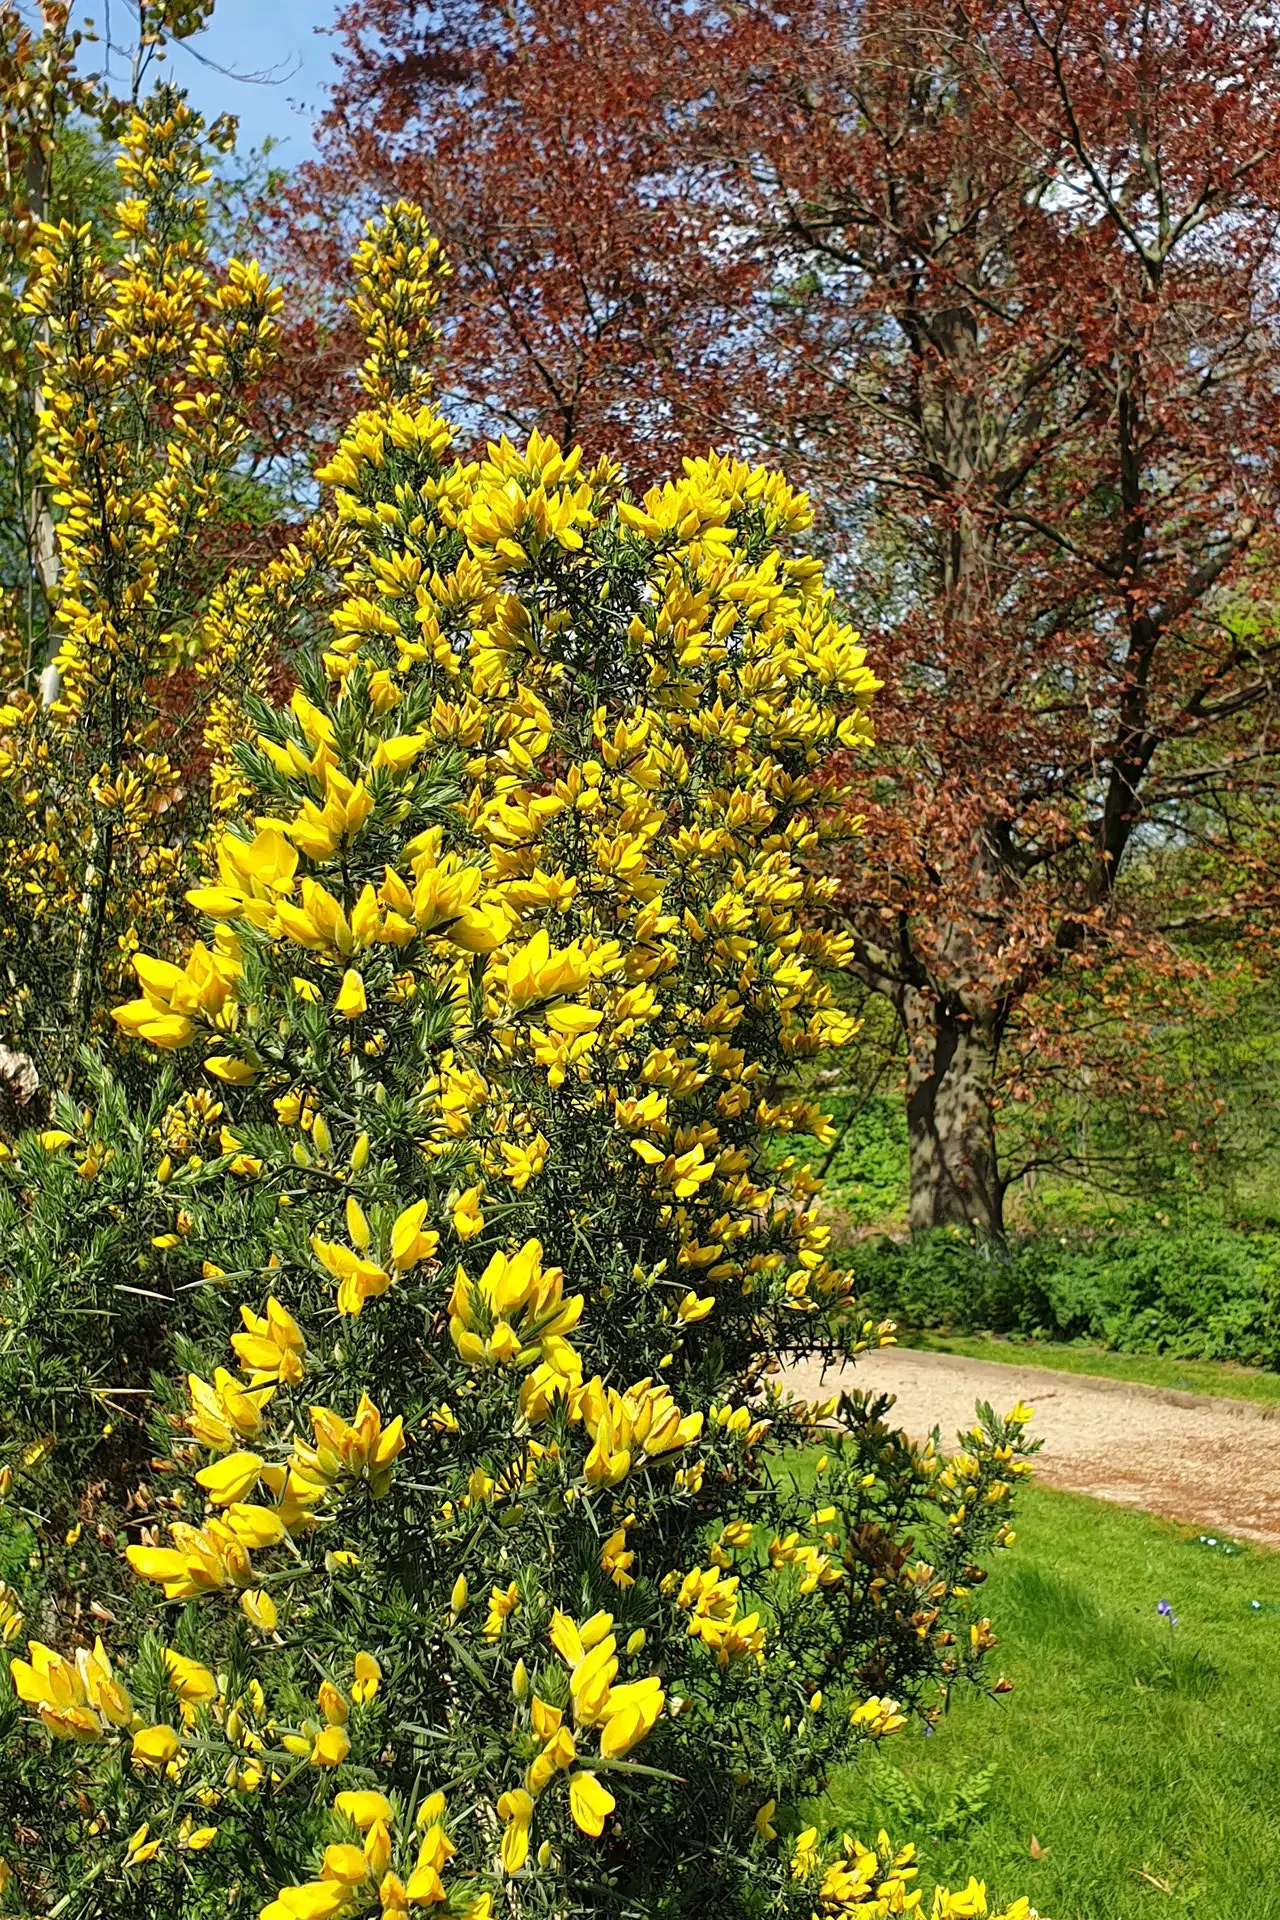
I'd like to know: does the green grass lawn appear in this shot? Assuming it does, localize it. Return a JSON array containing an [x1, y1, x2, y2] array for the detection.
[[898, 1329, 1280, 1407], [826, 1482, 1280, 1918]]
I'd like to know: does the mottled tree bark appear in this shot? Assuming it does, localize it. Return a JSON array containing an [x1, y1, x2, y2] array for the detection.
[[903, 996, 1004, 1238]]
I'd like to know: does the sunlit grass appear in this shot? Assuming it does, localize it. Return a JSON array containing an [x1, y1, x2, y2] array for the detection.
[[826, 1482, 1280, 1917]]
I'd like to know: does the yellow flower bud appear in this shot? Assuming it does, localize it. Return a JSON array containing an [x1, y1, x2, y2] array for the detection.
[[450, 1574, 468, 1616], [318, 1679, 349, 1726]]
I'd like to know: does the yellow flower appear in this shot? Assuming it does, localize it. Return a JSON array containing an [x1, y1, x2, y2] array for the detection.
[[124, 1821, 162, 1869], [113, 942, 239, 1051], [363, 1818, 393, 1878], [496, 1787, 534, 1874], [352, 1651, 381, 1703], [791, 1826, 820, 1878], [345, 1195, 371, 1247], [335, 1789, 394, 1830], [482, 1581, 520, 1641], [9, 1636, 131, 1741], [597, 1677, 663, 1758], [677, 1290, 715, 1323], [0, 1584, 23, 1646], [448, 1239, 582, 1374], [311, 1231, 394, 1318], [674, 1566, 766, 1665], [412, 1809, 454, 1882], [230, 1297, 306, 1385], [416, 1790, 447, 1832], [335, 968, 367, 1018], [195, 1449, 263, 1506], [131, 1723, 180, 1768], [372, 730, 427, 772], [389, 1199, 439, 1269], [579, 1377, 702, 1485], [127, 1518, 256, 1599], [498, 1132, 549, 1190], [260, 1881, 350, 1919], [404, 1860, 446, 1904], [274, 765, 374, 861], [567, 1770, 616, 1837], [630, 1137, 716, 1199], [600, 1528, 636, 1589], [450, 1185, 485, 1241], [241, 1589, 278, 1631], [187, 827, 298, 927], [290, 1393, 405, 1501], [501, 927, 607, 1017], [411, 852, 506, 950], [204, 1054, 259, 1085], [548, 1607, 664, 1766], [849, 1694, 907, 1737], [164, 1651, 217, 1703], [309, 1723, 351, 1767], [320, 1841, 367, 1884], [526, 1722, 577, 1795], [932, 1878, 993, 1919]]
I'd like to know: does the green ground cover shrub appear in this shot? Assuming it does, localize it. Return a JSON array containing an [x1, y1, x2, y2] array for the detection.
[[849, 1224, 1280, 1365], [798, 1096, 1280, 1365], [807, 1093, 911, 1231]]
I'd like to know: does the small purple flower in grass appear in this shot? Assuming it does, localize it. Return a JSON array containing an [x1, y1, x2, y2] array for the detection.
[[1157, 1599, 1179, 1625]]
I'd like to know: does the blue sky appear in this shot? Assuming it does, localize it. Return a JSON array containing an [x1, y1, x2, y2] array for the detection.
[[80, 1, 346, 161]]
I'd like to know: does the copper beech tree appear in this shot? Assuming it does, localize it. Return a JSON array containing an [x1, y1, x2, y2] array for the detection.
[[283, 0, 1280, 1237]]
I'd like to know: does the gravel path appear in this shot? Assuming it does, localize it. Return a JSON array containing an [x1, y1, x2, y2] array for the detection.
[[781, 1346, 1280, 1546]]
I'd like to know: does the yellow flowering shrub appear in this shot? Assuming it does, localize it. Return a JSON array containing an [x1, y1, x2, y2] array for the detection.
[[0, 193, 1037, 1919], [0, 88, 284, 1074]]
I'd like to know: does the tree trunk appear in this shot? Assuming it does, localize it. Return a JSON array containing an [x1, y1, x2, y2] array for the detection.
[[903, 995, 1004, 1238]]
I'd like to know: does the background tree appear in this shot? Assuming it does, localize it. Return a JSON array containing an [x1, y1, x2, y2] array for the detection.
[[290, 0, 1280, 1237]]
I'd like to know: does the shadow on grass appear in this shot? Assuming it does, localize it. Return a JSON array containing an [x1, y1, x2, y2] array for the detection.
[[1003, 1563, 1222, 1699]]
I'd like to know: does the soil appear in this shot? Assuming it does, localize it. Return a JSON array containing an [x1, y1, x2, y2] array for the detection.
[[780, 1345, 1280, 1547]]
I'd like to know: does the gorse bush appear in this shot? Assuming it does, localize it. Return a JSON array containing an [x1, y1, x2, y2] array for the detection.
[[0, 92, 282, 1079], [0, 99, 1036, 1920]]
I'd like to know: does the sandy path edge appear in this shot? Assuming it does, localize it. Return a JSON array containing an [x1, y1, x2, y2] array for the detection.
[[779, 1346, 1280, 1546]]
